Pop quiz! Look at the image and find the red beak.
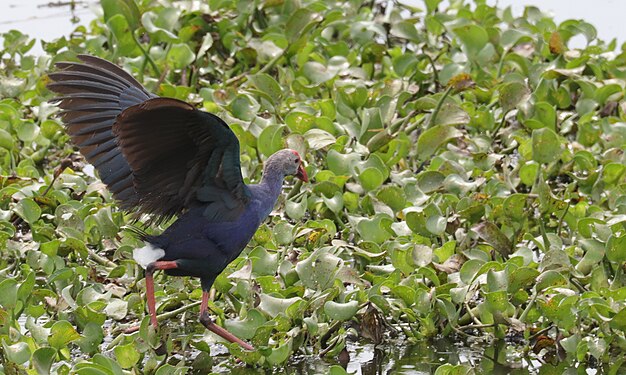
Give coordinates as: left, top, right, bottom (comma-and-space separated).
296, 163, 308, 182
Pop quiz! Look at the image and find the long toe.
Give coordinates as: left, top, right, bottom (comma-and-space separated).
199, 313, 254, 351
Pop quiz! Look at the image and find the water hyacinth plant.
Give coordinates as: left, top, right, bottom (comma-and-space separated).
0, 0, 626, 373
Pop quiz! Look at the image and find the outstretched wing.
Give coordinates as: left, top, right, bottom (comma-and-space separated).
48, 55, 250, 223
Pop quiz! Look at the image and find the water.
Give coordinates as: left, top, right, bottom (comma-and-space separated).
207, 337, 604, 374
0, 0, 97, 55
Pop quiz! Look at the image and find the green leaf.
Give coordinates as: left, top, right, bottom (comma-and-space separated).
453, 24, 489, 57
49, 320, 81, 349
417, 125, 462, 160
434, 103, 470, 126
602, 163, 626, 185
472, 222, 512, 257
16, 121, 39, 142
610, 307, 626, 332
14, 198, 41, 224
258, 294, 303, 318
106, 14, 140, 56
266, 338, 293, 366
32, 347, 57, 375
2, 340, 31, 365
484, 290, 509, 314
324, 300, 359, 321
499, 82, 530, 112
305, 129, 336, 150
258, 125, 285, 157
393, 53, 418, 76
248, 74, 283, 103
0, 128, 14, 149
357, 215, 393, 244
225, 309, 266, 340
0, 278, 18, 309
302, 61, 337, 85
607, 234, 626, 263
167, 43, 196, 70
230, 95, 259, 121
286, 8, 316, 42
532, 128, 561, 164
329, 365, 349, 375
285, 193, 307, 220
390, 21, 421, 42
141, 9, 179, 43
76, 323, 104, 355
358, 167, 384, 192
376, 186, 406, 212
113, 343, 140, 369
101, 0, 140, 29
296, 248, 340, 290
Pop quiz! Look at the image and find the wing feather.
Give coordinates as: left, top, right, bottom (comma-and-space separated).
48, 55, 249, 223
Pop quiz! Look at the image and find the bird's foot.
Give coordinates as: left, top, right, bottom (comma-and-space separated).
199, 310, 212, 326
199, 311, 254, 351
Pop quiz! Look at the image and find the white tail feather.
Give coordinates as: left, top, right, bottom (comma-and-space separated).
133, 244, 165, 269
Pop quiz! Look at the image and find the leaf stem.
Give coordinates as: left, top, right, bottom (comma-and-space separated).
519, 289, 537, 323
491, 109, 511, 139
133, 33, 160, 76
428, 85, 453, 128
88, 248, 117, 268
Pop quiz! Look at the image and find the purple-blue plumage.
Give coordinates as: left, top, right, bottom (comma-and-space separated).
145, 151, 299, 290
144, 150, 308, 290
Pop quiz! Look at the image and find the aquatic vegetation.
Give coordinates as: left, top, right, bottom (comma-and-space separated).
1, 0, 626, 373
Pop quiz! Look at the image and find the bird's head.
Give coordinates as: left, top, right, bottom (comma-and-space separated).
266, 149, 309, 182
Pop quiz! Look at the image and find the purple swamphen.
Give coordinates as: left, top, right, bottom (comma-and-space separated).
47, 55, 308, 350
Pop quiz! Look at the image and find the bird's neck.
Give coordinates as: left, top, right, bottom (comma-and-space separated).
259, 165, 285, 199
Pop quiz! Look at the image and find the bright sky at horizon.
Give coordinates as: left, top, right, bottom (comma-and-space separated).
1, 0, 625, 55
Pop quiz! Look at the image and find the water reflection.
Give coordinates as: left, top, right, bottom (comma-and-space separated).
273, 337, 604, 375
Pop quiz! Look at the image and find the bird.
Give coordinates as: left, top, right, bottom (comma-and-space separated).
47, 54, 308, 350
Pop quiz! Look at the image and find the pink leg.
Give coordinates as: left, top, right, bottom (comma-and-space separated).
145, 261, 179, 328
199, 290, 254, 350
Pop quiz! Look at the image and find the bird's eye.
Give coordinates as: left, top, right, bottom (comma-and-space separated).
294, 159, 299, 164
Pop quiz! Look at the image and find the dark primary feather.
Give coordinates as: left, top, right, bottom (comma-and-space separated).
48, 55, 250, 224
